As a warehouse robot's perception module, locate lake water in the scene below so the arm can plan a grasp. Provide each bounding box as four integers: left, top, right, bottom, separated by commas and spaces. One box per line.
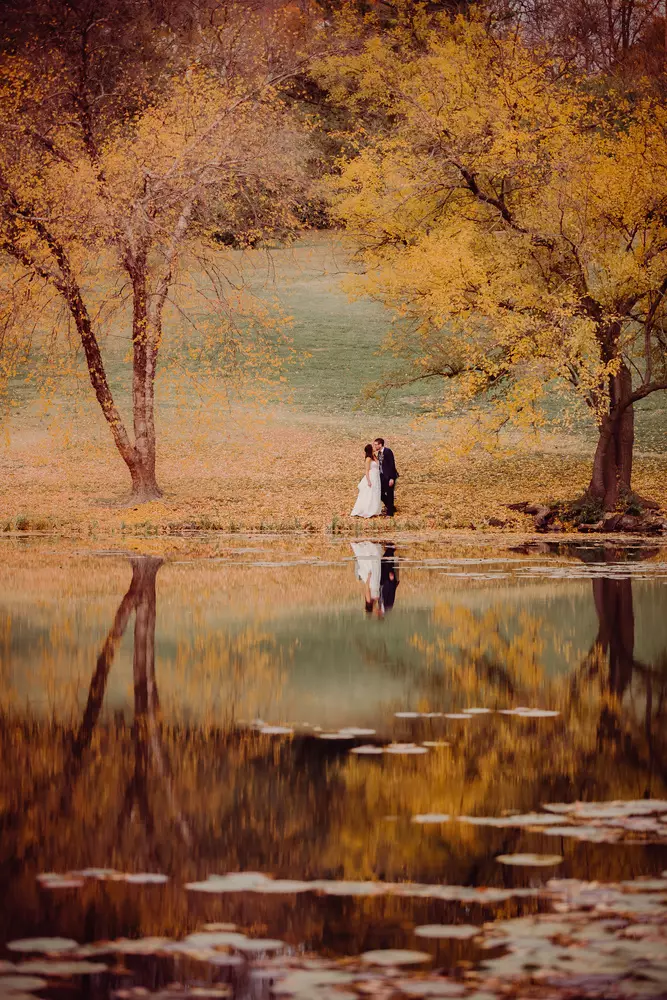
1, 535, 666, 997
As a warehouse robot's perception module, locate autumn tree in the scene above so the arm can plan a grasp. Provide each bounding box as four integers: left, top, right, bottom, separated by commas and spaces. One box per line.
0, 0, 313, 500
487, 0, 667, 81
318, 14, 667, 510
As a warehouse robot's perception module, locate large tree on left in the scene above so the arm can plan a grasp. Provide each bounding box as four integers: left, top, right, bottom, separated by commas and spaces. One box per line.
0, 0, 310, 500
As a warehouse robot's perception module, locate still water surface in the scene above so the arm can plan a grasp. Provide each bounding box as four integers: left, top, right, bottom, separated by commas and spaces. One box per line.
1, 535, 666, 991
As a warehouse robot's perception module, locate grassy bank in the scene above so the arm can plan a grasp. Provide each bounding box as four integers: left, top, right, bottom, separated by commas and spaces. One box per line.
2, 236, 666, 537
2, 404, 666, 536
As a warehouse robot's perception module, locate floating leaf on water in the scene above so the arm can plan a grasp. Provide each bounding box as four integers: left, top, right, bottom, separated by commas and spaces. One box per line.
338, 727, 376, 736
360, 950, 432, 967
414, 925, 479, 940
111, 938, 172, 954
317, 732, 355, 740
496, 854, 563, 867
518, 709, 559, 718
619, 878, 667, 892
74, 869, 119, 880
464, 708, 492, 715
253, 879, 312, 894
412, 814, 450, 824
314, 880, 384, 897
15, 962, 107, 977
36, 876, 85, 890
422, 741, 450, 748
8, 940, 78, 955
458, 813, 565, 828
233, 939, 284, 954
0, 977, 48, 993
272, 970, 357, 995
350, 745, 384, 755
183, 933, 248, 948
124, 874, 169, 885
188, 990, 232, 998
204, 955, 245, 968
443, 714, 472, 720
186, 872, 270, 893
543, 800, 667, 819
258, 726, 293, 736
395, 712, 420, 719
385, 744, 429, 755
394, 979, 465, 996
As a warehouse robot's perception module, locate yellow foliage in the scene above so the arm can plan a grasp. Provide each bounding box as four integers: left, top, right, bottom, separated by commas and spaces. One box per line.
318, 14, 667, 453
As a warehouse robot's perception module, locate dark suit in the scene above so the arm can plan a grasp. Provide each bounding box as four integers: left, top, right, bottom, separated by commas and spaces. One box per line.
380, 544, 399, 612
379, 447, 398, 515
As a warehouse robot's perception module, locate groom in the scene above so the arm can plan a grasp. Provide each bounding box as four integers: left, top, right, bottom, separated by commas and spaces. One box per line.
374, 437, 398, 516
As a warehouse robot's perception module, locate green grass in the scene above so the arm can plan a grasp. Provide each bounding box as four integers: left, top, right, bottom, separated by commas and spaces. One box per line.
6, 231, 667, 452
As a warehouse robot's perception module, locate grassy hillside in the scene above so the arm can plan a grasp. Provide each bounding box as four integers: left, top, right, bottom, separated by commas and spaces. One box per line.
0, 233, 665, 534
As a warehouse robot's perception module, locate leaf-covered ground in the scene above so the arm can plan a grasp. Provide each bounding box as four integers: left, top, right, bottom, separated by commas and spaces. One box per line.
1, 406, 666, 535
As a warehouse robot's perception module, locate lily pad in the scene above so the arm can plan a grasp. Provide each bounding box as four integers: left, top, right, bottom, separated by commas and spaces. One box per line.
15, 962, 107, 977
111, 938, 172, 954
496, 853, 563, 866
395, 712, 420, 719
124, 873, 169, 884
412, 814, 450, 824
385, 743, 428, 755
443, 714, 472, 720
273, 970, 357, 994
233, 938, 284, 954
317, 732, 355, 740
75, 869, 119, 879
0, 977, 48, 993
8, 940, 78, 955
458, 813, 565, 828
414, 925, 480, 940
541, 825, 620, 842
36, 876, 85, 890
253, 879, 312, 893
314, 880, 384, 896
464, 708, 492, 715
338, 727, 376, 736
422, 741, 450, 748
394, 980, 465, 997
361, 950, 432, 967
350, 745, 384, 755
183, 932, 248, 948
185, 872, 270, 892
543, 799, 667, 819
515, 709, 560, 718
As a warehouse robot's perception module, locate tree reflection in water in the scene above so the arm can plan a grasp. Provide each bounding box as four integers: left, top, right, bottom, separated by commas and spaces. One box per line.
0, 546, 666, 951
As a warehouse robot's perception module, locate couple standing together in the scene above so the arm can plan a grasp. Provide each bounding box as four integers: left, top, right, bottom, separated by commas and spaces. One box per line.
351, 437, 399, 519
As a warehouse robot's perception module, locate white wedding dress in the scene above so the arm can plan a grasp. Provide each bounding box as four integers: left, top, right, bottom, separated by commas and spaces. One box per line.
351, 541, 383, 599
351, 460, 382, 518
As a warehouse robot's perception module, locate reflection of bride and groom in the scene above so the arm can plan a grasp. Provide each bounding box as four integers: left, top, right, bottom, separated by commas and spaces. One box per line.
351, 541, 399, 617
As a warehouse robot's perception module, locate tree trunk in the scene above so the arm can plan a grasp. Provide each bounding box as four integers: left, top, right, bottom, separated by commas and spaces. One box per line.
588, 362, 634, 510
130, 260, 162, 502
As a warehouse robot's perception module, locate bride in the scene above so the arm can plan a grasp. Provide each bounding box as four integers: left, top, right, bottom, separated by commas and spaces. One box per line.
351, 443, 382, 518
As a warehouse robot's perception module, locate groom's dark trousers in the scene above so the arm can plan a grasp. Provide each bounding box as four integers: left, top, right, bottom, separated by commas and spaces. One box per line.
379, 447, 398, 515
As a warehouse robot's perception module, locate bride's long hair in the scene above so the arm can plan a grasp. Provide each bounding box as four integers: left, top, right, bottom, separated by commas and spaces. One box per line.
364, 443, 374, 460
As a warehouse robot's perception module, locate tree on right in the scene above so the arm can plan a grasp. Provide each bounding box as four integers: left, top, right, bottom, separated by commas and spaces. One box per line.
318, 11, 667, 511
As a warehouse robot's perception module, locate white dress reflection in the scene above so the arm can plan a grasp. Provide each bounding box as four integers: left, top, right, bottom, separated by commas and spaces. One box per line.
351, 541, 384, 616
